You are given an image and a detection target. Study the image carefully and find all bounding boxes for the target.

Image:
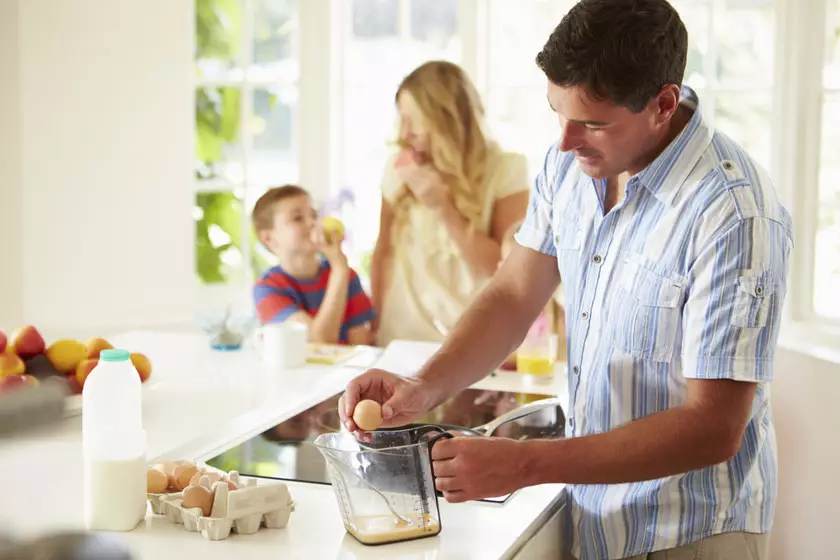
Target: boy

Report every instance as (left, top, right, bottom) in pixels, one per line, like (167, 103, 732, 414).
(252, 185, 375, 345)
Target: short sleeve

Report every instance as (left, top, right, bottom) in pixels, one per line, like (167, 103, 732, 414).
(682, 217, 792, 382)
(343, 269, 376, 329)
(515, 145, 564, 257)
(380, 153, 403, 204)
(338, 270, 376, 343)
(488, 152, 530, 199)
(253, 274, 301, 324)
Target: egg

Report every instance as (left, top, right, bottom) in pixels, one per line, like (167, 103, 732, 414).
(152, 460, 178, 477)
(353, 399, 383, 431)
(146, 467, 168, 494)
(171, 463, 199, 491)
(182, 485, 214, 517)
(189, 470, 222, 488)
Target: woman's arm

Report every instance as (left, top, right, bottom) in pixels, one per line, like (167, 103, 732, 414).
(438, 190, 529, 277)
(370, 197, 394, 325)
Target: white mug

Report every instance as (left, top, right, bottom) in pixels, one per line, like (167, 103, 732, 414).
(262, 322, 308, 368)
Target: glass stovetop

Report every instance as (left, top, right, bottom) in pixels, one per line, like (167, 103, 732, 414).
(206, 387, 565, 504)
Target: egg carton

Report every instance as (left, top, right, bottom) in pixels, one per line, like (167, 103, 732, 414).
(155, 476, 295, 541)
(145, 462, 225, 514)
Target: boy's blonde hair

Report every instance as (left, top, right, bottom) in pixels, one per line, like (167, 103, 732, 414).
(251, 184, 309, 232)
(391, 61, 496, 235)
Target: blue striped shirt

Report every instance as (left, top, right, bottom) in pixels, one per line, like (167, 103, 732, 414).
(516, 87, 792, 559)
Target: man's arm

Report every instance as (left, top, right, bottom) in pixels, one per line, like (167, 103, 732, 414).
(540, 216, 788, 480)
(417, 244, 561, 400)
(434, 216, 791, 501)
(522, 378, 755, 485)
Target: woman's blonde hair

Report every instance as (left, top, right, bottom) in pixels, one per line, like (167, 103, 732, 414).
(391, 61, 496, 234)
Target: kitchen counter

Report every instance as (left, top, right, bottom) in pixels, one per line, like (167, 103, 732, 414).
(0, 330, 568, 559)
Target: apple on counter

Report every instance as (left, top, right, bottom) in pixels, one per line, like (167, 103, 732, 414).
(0, 352, 25, 377)
(0, 374, 40, 393)
(9, 326, 46, 360)
(0, 326, 154, 395)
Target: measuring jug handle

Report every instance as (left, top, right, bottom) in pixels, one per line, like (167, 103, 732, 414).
(425, 431, 454, 455)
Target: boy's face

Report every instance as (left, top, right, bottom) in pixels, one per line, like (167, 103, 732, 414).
(259, 195, 318, 258)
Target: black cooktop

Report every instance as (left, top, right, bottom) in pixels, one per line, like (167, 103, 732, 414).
(206, 387, 565, 504)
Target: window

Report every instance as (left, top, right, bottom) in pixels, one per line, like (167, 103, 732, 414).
(194, 0, 299, 290)
(339, 0, 460, 276)
(815, 0, 840, 320)
(674, 0, 776, 172)
(483, 0, 575, 175)
(193, 0, 838, 338)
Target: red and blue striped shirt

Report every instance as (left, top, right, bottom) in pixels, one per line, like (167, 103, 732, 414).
(253, 261, 375, 344)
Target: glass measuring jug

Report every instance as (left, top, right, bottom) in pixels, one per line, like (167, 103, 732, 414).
(313, 426, 450, 545)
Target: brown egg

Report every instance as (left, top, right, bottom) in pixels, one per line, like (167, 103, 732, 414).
(171, 463, 198, 491)
(353, 399, 383, 431)
(146, 467, 168, 494)
(182, 485, 214, 517)
(152, 461, 178, 477)
(189, 470, 221, 488)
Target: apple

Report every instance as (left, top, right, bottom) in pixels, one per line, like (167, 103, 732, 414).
(0, 352, 25, 377)
(75, 358, 99, 390)
(0, 374, 38, 393)
(129, 352, 152, 383)
(321, 216, 345, 244)
(0, 330, 6, 354)
(66, 373, 83, 395)
(9, 326, 46, 360)
(85, 337, 113, 360)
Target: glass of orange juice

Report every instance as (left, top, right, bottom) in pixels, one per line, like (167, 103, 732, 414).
(516, 315, 556, 380)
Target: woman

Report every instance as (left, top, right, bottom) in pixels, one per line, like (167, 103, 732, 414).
(371, 61, 530, 345)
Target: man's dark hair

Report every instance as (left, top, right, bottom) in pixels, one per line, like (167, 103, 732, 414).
(536, 0, 688, 112)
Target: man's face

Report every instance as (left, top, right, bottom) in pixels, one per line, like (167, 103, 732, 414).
(547, 82, 667, 178)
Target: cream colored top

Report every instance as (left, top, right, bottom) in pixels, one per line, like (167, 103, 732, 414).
(377, 150, 530, 345)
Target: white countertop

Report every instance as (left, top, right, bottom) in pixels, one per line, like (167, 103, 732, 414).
(0, 330, 567, 559)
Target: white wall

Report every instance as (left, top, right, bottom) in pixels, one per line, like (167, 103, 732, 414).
(771, 345, 840, 559)
(0, 0, 23, 328)
(2, 0, 195, 334)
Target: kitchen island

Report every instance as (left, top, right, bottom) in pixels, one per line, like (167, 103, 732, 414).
(0, 330, 569, 559)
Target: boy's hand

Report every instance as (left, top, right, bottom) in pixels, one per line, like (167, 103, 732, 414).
(315, 228, 348, 271)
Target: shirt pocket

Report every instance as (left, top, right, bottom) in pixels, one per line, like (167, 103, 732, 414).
(613, 257, 686, 362)
(732, 272, 778, 328)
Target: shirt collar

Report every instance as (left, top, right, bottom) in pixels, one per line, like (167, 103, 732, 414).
(632, 86, 713, 205)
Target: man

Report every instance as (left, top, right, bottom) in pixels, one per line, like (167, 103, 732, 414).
(340, 0, 791, 558)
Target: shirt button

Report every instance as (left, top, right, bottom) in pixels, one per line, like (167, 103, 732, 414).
(572, 366, 579, 375)
(569, 417, 575, 429)
(581, 311, 589, 319)
(593, 255, 602, 264)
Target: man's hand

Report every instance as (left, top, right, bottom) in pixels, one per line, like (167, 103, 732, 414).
(339, 369, 441, 434)
(431, 436, 529, 503)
